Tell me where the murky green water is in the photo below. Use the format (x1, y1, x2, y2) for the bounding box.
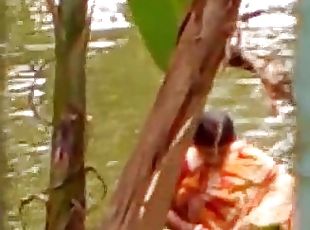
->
(1, 1, 296, 229)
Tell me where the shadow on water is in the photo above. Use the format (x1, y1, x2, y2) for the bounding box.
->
(3, 0, 296, 229)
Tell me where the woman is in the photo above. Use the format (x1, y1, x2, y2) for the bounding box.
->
(166, 110, 293, 230)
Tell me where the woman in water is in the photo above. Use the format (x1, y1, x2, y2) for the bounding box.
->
(166, 110, 293, 230)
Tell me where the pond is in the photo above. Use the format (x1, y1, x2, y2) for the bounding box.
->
(0, 0, 296, 229)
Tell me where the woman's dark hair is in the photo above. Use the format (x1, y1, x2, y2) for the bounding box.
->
(193, 110, 236, 147)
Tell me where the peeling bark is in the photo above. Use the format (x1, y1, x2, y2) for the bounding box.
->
(101, 1, 241, 230)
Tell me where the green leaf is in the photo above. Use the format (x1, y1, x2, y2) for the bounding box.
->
(129, 0, 190, 71)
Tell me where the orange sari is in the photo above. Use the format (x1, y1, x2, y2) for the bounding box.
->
(172, 140, 293, 230)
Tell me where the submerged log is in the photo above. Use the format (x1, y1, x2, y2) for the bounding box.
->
(226, 42, 294, 115)
(101, 0, 241, 230)
(225, 10, 295, 115)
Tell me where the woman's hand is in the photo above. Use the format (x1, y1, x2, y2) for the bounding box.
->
(167, 210, 209, 230)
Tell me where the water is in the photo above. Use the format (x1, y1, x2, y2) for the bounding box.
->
(1, 0, 296, 229)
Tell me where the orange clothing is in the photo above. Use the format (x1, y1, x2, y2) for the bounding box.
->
(172, 140, 292, 230)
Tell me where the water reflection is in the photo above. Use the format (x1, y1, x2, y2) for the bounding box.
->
(4, 0, 296, 229)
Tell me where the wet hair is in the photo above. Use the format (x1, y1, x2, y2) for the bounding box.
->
(193, 110, 236, 147)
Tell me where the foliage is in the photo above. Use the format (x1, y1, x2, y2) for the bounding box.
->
(128, 0, 190, 71)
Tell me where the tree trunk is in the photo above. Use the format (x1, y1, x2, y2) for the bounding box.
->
(45, 1, 89, 229)
(101, 0, 241, 230)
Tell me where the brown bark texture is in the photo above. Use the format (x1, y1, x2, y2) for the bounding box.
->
(101, 0, 241, 230)
(45, 1, 90, 230)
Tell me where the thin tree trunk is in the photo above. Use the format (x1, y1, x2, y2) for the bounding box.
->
(45, 1, 89, 229)
(101, 0, 241, 230)
(0, 0, 7, 228)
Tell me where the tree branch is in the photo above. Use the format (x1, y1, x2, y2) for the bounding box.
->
(101, 0, 241, 230)
(46, 0, 57, 21)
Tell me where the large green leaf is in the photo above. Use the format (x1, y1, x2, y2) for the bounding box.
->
(128, 0, 190, 71)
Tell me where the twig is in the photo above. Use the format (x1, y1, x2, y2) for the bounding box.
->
(221, 22, 242, 73)
(239, 7, 290, 23)
(87, 0, 95, 28)
(19, 193, 48, 230)
(85, 166, 108, 205)
(46, 0, 58, 23)
(239, 10, 266, 22)
(18, 165, 107, 229)
(82, 0, 95, 48)
(28, 59, 54, 126)
(47, 165, 108, 208)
